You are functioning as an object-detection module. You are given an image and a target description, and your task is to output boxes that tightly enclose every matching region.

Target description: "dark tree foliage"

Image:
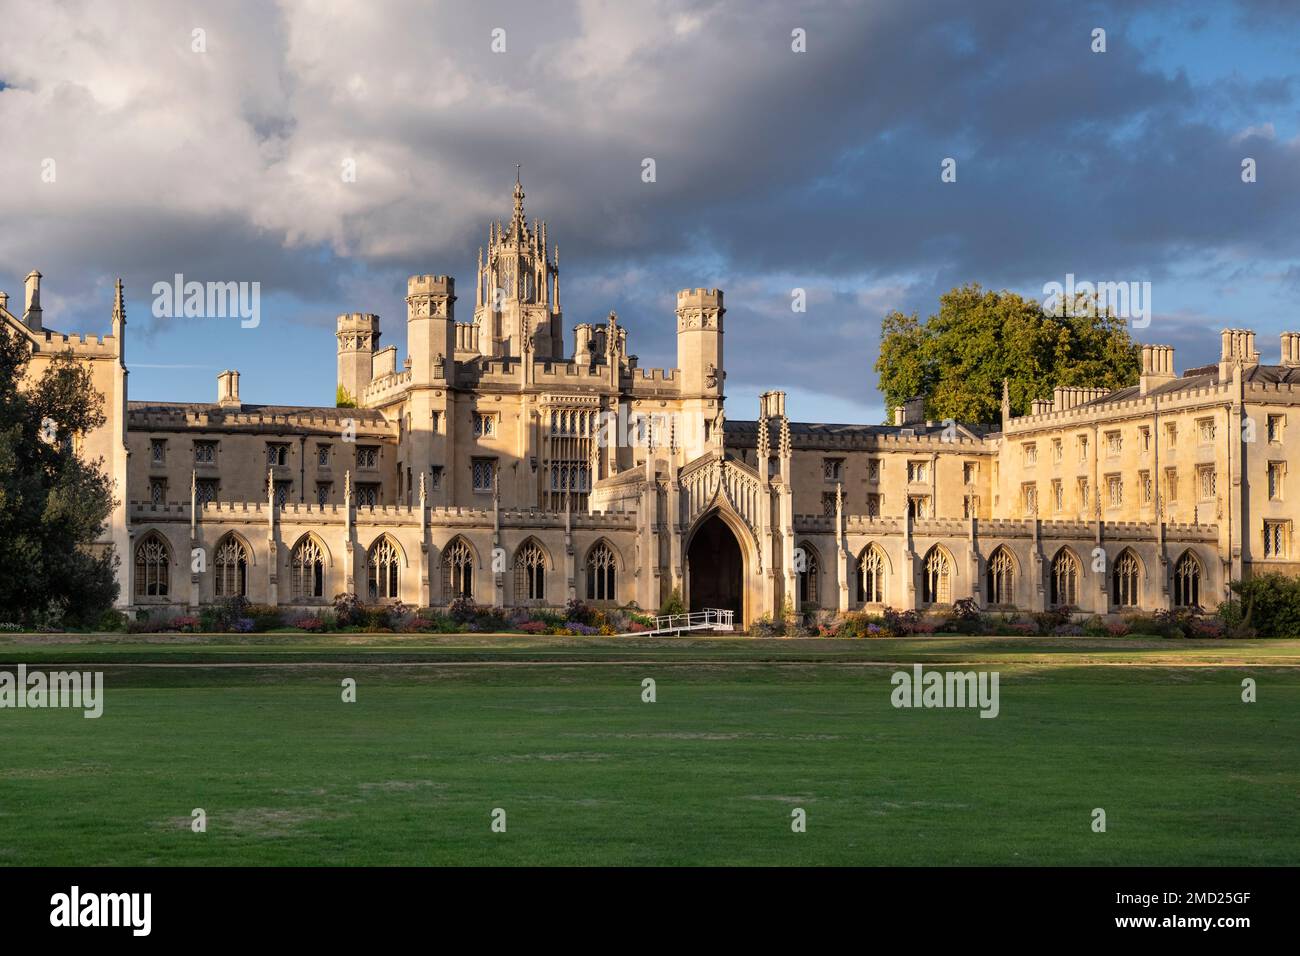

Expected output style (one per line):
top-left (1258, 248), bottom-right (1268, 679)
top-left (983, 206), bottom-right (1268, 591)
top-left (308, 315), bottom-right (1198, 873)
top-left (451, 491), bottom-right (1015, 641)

top-left (0, 322), bottom-right (119, 626)
top-left (876, 283), bottom-right (1142, 426)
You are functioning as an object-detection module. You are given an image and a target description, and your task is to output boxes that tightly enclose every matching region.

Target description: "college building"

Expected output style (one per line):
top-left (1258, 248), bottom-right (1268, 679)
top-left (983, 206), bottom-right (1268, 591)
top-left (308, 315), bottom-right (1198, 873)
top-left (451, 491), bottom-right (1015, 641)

top-left (4, 177), bottom-right (1298, 625)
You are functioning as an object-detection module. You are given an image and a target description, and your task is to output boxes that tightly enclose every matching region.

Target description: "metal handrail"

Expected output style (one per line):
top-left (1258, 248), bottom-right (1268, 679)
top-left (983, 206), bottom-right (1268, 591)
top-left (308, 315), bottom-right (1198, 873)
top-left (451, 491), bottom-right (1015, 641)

top-left (648, 608), bottom-right (735, 633)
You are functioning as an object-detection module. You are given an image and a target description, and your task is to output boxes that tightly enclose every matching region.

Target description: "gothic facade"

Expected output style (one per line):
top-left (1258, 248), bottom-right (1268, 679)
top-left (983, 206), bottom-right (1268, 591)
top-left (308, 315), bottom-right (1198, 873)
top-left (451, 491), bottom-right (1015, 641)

top-left (5, 179), bottom-right (1298, 626)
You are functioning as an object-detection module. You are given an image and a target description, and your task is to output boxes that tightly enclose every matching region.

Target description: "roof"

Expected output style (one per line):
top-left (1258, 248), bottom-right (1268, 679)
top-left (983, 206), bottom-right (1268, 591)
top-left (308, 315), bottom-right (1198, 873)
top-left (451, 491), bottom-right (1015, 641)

top-left (128, 401), bottom-right (388, 423)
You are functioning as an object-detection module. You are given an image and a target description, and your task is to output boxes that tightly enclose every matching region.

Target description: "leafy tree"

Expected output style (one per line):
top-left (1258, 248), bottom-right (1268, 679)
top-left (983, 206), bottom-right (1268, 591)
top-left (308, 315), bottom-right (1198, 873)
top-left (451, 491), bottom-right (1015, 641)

top-left (876, 284), bottom-right (1141, 425)
top-left (0, 322), bottom-right (119, 626)
top-left (335, 384), bottom-right (356, 408)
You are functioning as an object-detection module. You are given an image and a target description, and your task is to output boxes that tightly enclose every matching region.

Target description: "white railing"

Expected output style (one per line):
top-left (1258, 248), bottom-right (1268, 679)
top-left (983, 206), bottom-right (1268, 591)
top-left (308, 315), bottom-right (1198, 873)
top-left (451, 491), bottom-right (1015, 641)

top-left (648, 608), bottom-right (735, 634)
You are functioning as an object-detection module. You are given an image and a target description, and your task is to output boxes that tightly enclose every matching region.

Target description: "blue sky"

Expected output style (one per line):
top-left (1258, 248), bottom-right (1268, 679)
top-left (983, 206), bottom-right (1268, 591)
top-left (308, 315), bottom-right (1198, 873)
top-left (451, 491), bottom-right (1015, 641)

top-left (2, 0), bottom-right (1298, 424)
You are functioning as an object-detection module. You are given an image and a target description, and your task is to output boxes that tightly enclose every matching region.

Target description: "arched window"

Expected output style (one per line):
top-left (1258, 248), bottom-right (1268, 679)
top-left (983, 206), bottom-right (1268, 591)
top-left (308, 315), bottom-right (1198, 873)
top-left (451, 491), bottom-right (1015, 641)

top-left (987, 547), bottom-right (1015, 606)
top-left (134, 533), bottom-right (171, 598)
top-left (1174, 551), bottom-right (1201, 608)
top-left (442, 538), bottom-right (474, 601)
top-left (214, 535), bottom-right (249, 598)
top-left (858, 545), bottom-right (886, 604)
top-left (586, 542), bottom-right (617, 602)
top-left (367, 537), bottom-right (401, 601)
top-left (515, 540), bottom-right (547, 603)
top-left (798, 544), bottom-right (820, 607)
top-left (290, 536), bottom-right (326, 600)
top-left (922, 546), bottom-right (952, 605)
top-left (1050, 549), bottom-right (1079, 607)
top-left (1112, 550), bottom-right (1140, 607)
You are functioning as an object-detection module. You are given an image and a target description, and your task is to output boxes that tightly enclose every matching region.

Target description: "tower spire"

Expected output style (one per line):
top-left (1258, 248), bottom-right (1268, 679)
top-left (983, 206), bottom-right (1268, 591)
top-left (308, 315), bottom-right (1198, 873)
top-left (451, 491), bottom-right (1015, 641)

top-left (509, 166), bottom-right (527, 238)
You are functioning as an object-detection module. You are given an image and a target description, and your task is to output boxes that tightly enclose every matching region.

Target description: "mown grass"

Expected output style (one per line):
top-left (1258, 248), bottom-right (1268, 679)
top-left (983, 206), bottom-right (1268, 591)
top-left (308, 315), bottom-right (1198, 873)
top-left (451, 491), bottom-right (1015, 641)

top-left (0, 636), bottom-right (1296, 865)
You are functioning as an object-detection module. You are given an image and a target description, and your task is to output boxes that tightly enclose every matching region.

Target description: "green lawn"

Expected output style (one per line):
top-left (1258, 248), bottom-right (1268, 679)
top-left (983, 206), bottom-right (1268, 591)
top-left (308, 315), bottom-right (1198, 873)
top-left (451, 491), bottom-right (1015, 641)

top-left (1, 635), bottom-right (1297, 866)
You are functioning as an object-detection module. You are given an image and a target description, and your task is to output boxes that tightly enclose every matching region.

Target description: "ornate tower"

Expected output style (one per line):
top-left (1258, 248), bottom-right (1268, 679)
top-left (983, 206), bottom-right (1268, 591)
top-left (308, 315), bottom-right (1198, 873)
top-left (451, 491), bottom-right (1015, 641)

top-left (336, 313), bottom-right (380, 406)
top-left (473, 171), bottom-right (562, 359)
top-left (675, 288), bottom-right (726, 460)
top-left (406, 275), bottom-right (456, 385)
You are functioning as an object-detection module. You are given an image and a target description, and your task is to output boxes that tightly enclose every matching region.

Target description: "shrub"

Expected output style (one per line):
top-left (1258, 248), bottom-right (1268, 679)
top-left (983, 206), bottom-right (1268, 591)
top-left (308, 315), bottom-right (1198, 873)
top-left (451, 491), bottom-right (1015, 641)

top-left (881, 607), bottom-right (920, 636)
top-left (1051, 623), bottom-right (1085, 636)
top-left (171, 615), bottom-right (202, 633)
top-left (244, 604), bottom-right (284, 632)
top-left (1033, 606), bottom-right (1071, 635)
top-left (519, 620), bottom-right (548, 634)
top-left (1082, 615), bottom-right (1109, 637)
top-left (333, 592), bottom-right (363, 628)
top-left (1228, 574), bottom-right (1300, 637)
top-left (291, 616), bottom-right (325, 632)
top-left (97, 609), bottom-right (130, 633)
top-left (564, 599), bottom-right (595, 626)
top-left (750, 613), bottom-right (784, 637)
top-left (659, 589), bottom-right (686, 617)
top-left (1106, 619), bottom-right (1130, 637)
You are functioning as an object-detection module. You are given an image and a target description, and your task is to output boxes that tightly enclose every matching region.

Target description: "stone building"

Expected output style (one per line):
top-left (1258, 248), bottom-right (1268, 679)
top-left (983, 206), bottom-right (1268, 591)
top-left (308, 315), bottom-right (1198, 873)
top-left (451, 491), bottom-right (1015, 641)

top-left (3, 178), bottom-right (1297, 626)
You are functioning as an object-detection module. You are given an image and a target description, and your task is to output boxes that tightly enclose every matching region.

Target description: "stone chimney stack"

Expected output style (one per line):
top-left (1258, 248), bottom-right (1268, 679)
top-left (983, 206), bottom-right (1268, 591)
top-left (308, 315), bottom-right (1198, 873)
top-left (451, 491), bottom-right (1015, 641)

top-left (217, 369), bottom-right (241, 407)
top-left (1139, 343), bottom-right (1176, 394)
top-left (1219, 328), bottom-right (1260, 378)
top-left (893, 396), bottom-right (924, 426)
top-left (24, 270), bottom-right (43, 331)
top-left (1280, 332), bottom-right (1300, 368)
top-left (0, 290), bottom-right (9, 312)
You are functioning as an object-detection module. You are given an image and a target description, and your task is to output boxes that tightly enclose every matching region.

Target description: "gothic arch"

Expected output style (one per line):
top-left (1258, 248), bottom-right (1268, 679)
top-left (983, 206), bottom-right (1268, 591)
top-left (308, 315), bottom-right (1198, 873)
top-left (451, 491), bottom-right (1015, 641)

top-left (289, 531), bottom-right (334, 567)
top-left (514, 537), bottom-right (550, 604)
top-left (441, 536), bottom-right (476, 602)
top-left (584, 539), bottom-right (621, 602)
top-left (288, 533), bottom-right (330, 601)
top-left (920, 544), bottom-right (956, 605)
top-left (1173, 549), bottom-right (1203, 608)
top-left (134, 530), bottom-right (173, 599)
top-left (1111, 547), bottom-right (1143, 608)
top-left (1049, 546), bottom-right (1082, 608)
top-left (985, 545), bottom-right (1018, 606)
top-left (583, 537), bottom-right (625, 571)
top-left (513, 536), bottom-right (553, 571)
top-left (213, 532), bottom-right (253, 599)
top-left (797, 540), bottom-right (822, 608)
top-left (856, 542), bottom-right (890, 605)
top-left (365, 532), bottom-right (408, 567)
top-left (684, 506), bottom-right (756, 626)
top-left (365, 534), bottom-right (403, 601)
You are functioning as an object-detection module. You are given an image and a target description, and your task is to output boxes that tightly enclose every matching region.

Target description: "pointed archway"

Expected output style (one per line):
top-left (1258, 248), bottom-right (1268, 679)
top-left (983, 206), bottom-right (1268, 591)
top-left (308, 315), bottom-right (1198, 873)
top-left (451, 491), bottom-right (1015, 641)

top-left (685, 512), bottom-right (744, 622)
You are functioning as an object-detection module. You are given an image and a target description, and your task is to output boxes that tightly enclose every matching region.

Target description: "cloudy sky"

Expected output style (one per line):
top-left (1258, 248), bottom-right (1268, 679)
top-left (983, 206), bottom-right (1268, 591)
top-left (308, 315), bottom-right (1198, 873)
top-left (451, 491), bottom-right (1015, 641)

top-left (1, 0), bottom-right (1298, 424)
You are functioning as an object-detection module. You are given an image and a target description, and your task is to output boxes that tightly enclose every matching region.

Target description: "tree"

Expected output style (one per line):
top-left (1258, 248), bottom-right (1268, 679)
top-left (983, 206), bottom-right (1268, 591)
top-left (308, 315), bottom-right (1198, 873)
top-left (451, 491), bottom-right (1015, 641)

top-left (0, 322), bottom-right (119, 626)
top-left (875, 284), bottom-right (1141, 425)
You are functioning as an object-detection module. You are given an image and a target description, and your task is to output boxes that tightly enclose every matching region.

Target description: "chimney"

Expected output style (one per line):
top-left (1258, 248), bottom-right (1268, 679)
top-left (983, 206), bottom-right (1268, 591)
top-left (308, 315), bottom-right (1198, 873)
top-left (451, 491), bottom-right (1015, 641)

top-left (894, 396), bottom-right (924, 426)
top-left (1139, 344), bottom-right (1176, 394)
top-left (0, 290), bottom-right (8, 312)
top-left (1219, 328), bottom-right (1260, 378)
top-left (1030, 398), bottom-right (1053, 415)
top-left (1281, 332), bottom-right (1300, 368)
top-left (24, 270), bottom-right (42, 331)
top-left (216, 369), bottom-right (241, 407)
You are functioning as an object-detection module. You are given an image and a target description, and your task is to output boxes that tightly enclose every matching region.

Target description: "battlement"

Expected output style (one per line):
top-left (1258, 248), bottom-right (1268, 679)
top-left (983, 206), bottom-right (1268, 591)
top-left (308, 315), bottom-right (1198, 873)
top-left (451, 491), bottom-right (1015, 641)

top-left (676, 288), bottom-right (724, 308)
top-left (407, 274), bottom-right (456, 296)
top-left (337, 312), bottom-right (381, 332)
top-left (36, 329), bottom-right (119, 355)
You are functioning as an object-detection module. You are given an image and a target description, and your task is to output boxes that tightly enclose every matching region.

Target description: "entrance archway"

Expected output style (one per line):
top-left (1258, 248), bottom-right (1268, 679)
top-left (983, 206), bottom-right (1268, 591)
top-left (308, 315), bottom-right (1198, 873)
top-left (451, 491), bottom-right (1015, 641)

top-left (686, 512), bottom-right (744, 622)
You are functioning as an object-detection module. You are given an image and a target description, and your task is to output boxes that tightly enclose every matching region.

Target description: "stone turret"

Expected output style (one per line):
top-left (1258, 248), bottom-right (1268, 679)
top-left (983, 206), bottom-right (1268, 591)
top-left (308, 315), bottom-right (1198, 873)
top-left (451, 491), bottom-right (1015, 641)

top-left (336, 313), bottom-right (380, 406)
top-left (406, 274), bottom-right (456, 385)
